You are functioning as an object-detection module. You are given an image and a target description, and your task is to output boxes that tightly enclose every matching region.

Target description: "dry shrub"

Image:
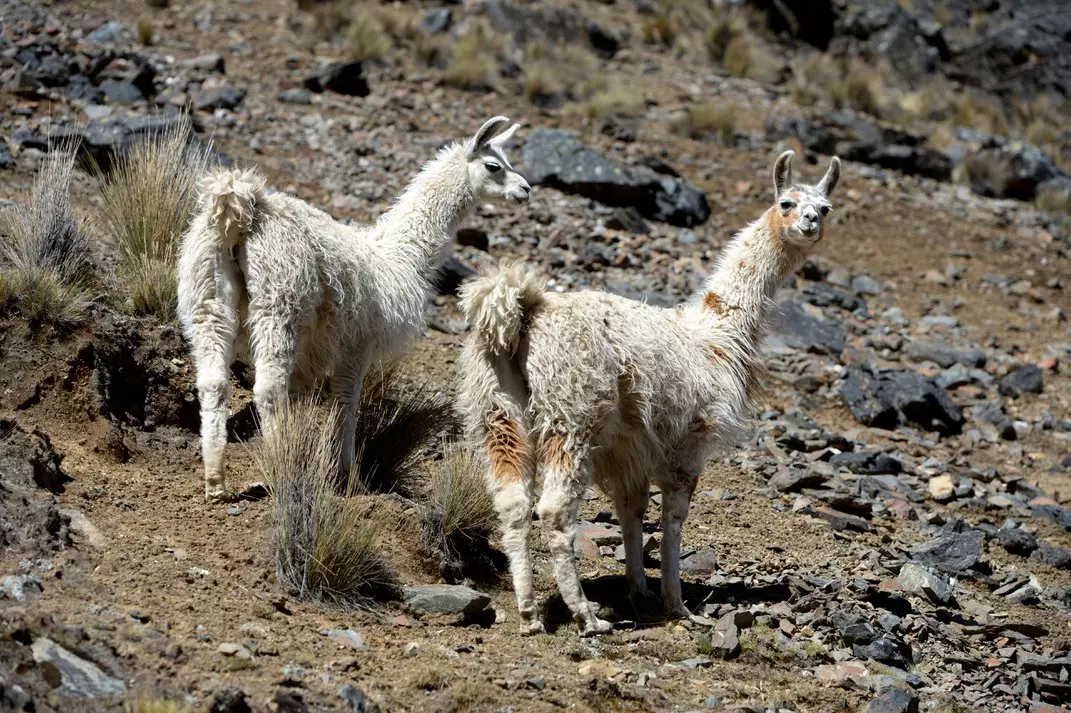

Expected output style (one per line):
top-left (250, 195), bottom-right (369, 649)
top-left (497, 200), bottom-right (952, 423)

top-left (0, 142), bottom-right (93, 329)
top-left (722, 33), bottom-right (782, 83)
top-left (136, 18), bottom-right (153, 46)
top-left (125, 698), bottom-right (192, 713)
top-left (898, 78), bottom-right (956, 123)
top-left (641, 15), bottom-right (676, 46)
top-left (643, 0), bottom-right (717, 47)
top-left (952, 92), bottom-right (1009, 136)
top-left (95, 119), bottom-right (210, 319)
top-left (788, 52), bottom-right (840, 107)
top-left (261, 396), bottom-right (398, 606)
top-left (830, 59), bottom-right (887, 117)
top-left (308, 1), bottom-right (419, 58)
top-left (443, 20), bottom-right (500, 91)
top-left (585, 86), bottom-right (646, 120)
top-left (1036, 184), bottom-right (1071, 216)
top-left (675, 102), bottom-right (737, 143)
top-left (347, 13), bottom-right (393, 61)
top-left (415, 33), bottom-right (450, 68)
top-left (523, 40), bottom-right (602, 106)
top-left (351, 364), bottom-right (457, 498)
top-left (421, 446), bottom-right (494, 544)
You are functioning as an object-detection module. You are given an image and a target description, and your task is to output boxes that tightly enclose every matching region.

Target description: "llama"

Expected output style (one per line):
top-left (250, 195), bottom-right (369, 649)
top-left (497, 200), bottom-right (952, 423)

top-left (459, 151), bottom-right (841, 635)
top-left (178, 116), bottom-right (530, 501)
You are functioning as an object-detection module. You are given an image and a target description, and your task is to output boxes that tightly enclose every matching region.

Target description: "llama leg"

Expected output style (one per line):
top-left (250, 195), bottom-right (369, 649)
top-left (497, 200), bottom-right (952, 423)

top-left (614, 488), bottom-right (657, 616)
top-left (333, 352), bottom-right (371, 482)
top-left (658, 472), bottom-right (699, 618)
top-left (196, 348), bottom-right (233, 502)
top-left (484, 416), bottom-right (541, 634)
top-left (250, 315), bottom-right (298, 445)
top-left (537, 445), bottom-right (611, 636)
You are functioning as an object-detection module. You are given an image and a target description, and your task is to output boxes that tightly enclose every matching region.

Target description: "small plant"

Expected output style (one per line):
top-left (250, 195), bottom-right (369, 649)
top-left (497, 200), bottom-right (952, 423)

top-left (95, 119), bottom-right (211, 319)
top-left (421, 445), bottom-right (494, 544)
top-left (125, 696), bottom-right (193, 713)
top-left (261, 396), bottom-right (398, 607)
top-left (788, 53), bottom-right (840, 108)
top-left (830, 59), bottom-right (886, 117)
top-left (952, 92), bottom-right (1009, 136)
top-left (0, 142), bottom-right (93, 330)
top-left (522, 40), bottom-right (602, 107)
top-left (351, 364), bottom-right (457, 498)
top-left (136, 17), bottom-right (153, 46)
top-left (675, 102), bottom-right (737, 143)
top-left (347, 14), bottom-right (392, 61)
top-left (443, 21), bottom-right (499, 91)
top-left (585, 87), bottom-right (646, 121)
top-left (1036, 185), bottom-right (1071, 216)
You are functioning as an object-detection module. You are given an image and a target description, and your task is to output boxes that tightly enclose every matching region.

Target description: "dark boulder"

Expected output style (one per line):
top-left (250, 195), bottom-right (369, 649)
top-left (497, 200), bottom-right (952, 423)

top-left (911, 529), bottom-right (984, 577)
top-left (904, 340), bottom-right (985, 368)
top-left (305, 61), bottom-right (370, 97)
top-left (479, 0), bottom-right (620, 58)
top-left (999, 364), bottom-right (1044, 396)
top-left (771, 298), bottom-right (846, 355)
top-left (522, 128), bottom-right (709, 227)
top-left (964, 143), bottom-right (1065, 201)
top-left (839, 364), bottom-right (964, 435)
top-left (829, 451), bottom-right (902, 475)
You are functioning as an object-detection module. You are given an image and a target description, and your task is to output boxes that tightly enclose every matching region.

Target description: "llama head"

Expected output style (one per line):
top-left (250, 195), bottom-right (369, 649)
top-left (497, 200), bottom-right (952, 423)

top-left (768, 151), bottom-right (840, 247)
top-left (464, 116), bottom-right (530, 205)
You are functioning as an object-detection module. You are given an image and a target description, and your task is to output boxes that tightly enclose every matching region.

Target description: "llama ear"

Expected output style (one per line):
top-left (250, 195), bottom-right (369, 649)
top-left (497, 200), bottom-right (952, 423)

top-left (468, 116), bottom-right (510, 156)
top-left (489, 123), bottom-right (521, 147)
top-left (817, 156), bottom-right (841, 197)
top-left (773, 150), bottom-right (793, 198)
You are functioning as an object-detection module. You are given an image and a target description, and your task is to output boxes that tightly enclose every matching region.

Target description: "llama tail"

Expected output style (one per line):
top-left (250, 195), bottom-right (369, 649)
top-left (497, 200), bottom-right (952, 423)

top-left (459, 261), bottom-right (546, 357)
top-left (198, 167), bottom-right (266, 255)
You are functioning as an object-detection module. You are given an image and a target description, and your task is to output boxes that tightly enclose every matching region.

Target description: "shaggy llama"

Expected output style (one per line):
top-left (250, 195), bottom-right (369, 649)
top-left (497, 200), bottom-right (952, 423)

top-left (459, 151), bottom-right (841, 635)
top-left (179, 116), bottom-right (530, 501)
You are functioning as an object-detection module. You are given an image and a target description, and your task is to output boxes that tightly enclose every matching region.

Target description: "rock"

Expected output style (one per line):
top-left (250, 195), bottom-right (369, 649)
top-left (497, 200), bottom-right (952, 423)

top-left (0, 574), bottom-right (43, 601)
top-left (419, 8), bottom-right (452, 35)
top-left (904, 341), bottom-right (985, 368)
top-left (772, 298), bottom-right (846, 355)
top-left (0, 142), bottom-right (14, 169)
top-left (305, 61), bottom-right (370, 97)
top-left (521, 128), bottom-right (709, 227)
top-left (680, 548), bottom-right (718, 577)
top-left (577, 659), bottom-right (622, 678)
top-left (840, 621), bottom-right (878, 646)
top-left (322, 629), bottom-right (368, 650)
top-left (999, 365), bottom-right (1044, 396)
top-left (87, 20), bottom-right (125, 43)
top-left (963, 143), bottom-right (1063, 201)
top-left (852, 637), bottom-right (912, 669)
top-left (194, 85), bottom-right (245, 111)
top-left (839, 365), bottom-right (963, 434)
top-left (178, 53), bottom-right (225, 72)
top-left (433, 254), bottom-right (475, 296)
top-left (1031, 542), bottom-right (1071, 570)
top-left (801, 282), bottom-right (865, 312)
top-left (768, 467), bottom-right (829, 492)
top-left (338, 684), bottom-right (380, 713)
top-left (810, 505), bottom-right (872, 532)
top-left (896, 563), bottom-right (951, 605)
top-left (272, 689), bottom-right (309, 713)
top-left (210, 688), bottom-right (252, 713)
top-left (867, 687), bottom-right (919, 713)
top-left (851, 274), bottom-right (882, 296)
top-left (829, 451), bottom-right (902, 475)
top-left (575, 523), bottom-right (622, 557)
top-left (479, 0), bottom-right (620, 58)
top-left (997, 525), bottom-right (1038, 557)
top-left (31, 637), bottom-right (125, 699)
top-left (100, 79), bottom-right (147, 104)
top-left (709, 614), bottom-right (740, 659)
top-left (217, 643), bottom-right (252, 659)
top-left (605, 207), bottom-right (651, 234)
top-left (928, 474), bottom-right (955, 502)
top-left (910, 529), bottom-right (983, 577)
top-left (279, 87), bottom-right (312, 105)
top-left (61, 509), bottom-right (106, 549)
top-left (403, 584), bottom-right (490, 616)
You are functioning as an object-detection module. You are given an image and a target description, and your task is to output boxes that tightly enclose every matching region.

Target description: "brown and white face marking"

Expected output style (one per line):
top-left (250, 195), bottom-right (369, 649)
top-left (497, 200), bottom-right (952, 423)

top-left (768, 150), bottom-right (840, 248)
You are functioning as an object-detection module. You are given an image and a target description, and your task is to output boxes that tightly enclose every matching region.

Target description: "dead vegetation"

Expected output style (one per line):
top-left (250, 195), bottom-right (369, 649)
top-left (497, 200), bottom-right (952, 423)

top-left (125, 697), bottom-right (193, 713)
top-left (674, 102), bottom-right (738, 144)
top-left (442, 20), bottom-right (502, 91)
top-left (94, 120), bottom-right (210, 319)
top-left (0, 141), bottom-right (93, 330)
top-left (523, 39), bottom-right (602, 106)
top-left (583, 86), bottom-right (647, 121)
top-left (261, 396), bottom-right (398, 607)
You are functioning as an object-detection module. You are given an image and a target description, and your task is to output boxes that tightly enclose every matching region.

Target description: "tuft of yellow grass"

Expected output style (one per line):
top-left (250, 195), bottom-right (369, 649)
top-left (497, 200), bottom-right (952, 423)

top-left (443, 20), bottom-right (500, 91)
top-left (584, 86), bottom-right (647, 120)
top-left (675, 102), bottom-right (738, 143)
top-left (95, 119), bottom-right (210, 319)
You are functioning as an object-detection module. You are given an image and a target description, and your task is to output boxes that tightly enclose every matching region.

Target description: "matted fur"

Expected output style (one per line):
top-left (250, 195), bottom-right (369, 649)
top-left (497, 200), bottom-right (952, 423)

top-left (459, 151), bottom-right (842, 635)
top-left (178, 116), bottom-right (530, 501)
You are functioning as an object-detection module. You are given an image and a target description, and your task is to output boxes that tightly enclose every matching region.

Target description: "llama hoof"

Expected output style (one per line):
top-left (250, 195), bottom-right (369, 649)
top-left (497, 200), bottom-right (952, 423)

top-left (204, 487), bottom-right (233, 503)
top-left (578, 617), bottom-right (613, 637)
top-left (663, 603), bottom-right (693, 620)
top-left (519, 620), bottom-right (546, 636)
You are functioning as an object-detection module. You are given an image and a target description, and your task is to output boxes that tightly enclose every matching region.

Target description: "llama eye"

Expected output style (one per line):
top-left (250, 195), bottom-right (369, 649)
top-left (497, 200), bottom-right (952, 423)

top-left (485, 162), bottom-right (502, 173)
top-left (820, 205), bottom-right (831, 216)
top-left (779, 200), bottom-right (794, 210)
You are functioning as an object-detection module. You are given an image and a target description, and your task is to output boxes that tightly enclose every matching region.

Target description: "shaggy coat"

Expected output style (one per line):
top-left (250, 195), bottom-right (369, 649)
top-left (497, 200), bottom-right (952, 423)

top-left (178, 117), bottom-right (529, 501)
top-left (459, 151), bottom-right (841, 635)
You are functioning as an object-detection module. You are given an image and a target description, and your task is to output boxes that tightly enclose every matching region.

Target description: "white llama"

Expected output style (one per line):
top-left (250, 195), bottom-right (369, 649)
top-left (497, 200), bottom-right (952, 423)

top-left (459, 151), bottom-right (841, 635)
top-left (178, 116), bottom-right (530, 501)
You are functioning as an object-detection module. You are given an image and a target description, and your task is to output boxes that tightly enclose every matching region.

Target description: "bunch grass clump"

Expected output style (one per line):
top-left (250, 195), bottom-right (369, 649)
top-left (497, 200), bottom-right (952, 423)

top-left (443, 20), bottom-right (500, 91)
top-left (675, 102), bottom-right (738, 143)
top-left (522, 40), bottom-right (603, 107)
top-left (0, 141), bottom-right (94, 330)
top-left (830, 58), bottom-right (887, 118)
top-left (351, 364), bottom-right (457, 498)
top-left (261, 396), bottom-right (397, 607)
top-left (95, 119), bottom-right (211, 319)
top-left (125, 697), bottom-right (193, 713)
top-left (421, 444), bottom-right (495, 549)
top-left (584, 86), bottom-right (647, 121)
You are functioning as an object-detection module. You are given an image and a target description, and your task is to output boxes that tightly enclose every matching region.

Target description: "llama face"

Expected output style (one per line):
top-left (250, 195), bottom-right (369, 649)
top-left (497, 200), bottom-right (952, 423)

top-left (466, 117), bottom-right (531, 205)
top-left (771, 151), bottom-right (840, 247)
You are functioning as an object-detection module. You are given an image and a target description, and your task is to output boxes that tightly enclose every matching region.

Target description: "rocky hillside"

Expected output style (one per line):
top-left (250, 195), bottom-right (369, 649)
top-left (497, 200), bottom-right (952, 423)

top-left (1, 0), bottom-right (1069, 712)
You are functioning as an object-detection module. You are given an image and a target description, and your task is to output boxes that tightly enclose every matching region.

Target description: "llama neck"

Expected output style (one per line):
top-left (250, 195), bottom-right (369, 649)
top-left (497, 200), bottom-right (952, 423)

top-left (376, 143), bottom-right (475, 277)
top-left (691, 208), bottom-right (803, 346)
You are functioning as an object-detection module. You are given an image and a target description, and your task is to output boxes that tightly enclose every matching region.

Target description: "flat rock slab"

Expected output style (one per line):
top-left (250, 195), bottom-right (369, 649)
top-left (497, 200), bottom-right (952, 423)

top-left (32, 637), bottom-right (125, 699)
top-left (522, 128), bottom-right (710, 227)
top-left (403, 584), bottom-right (490, 616)
top-left (772, 298), bottom-right (846, 355)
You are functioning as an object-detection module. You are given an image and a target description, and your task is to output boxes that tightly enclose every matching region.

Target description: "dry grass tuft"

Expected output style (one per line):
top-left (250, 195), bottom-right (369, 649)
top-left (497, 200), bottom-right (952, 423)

top-left (347, 13), bottom-right (393, 61)
top-left (261, 396), bottom-right (398, 607)
top-left (584, 86), bottom-right (646, 120)
top-left (788, 53), bottom-right (840, 107)
top-left (674, 102), bottom-right (738, 143)
top-left (0, 142), bottom-right (93, 329)
top-left (136, 18), bottom-right (153, 46)
top-left (952, 92), bottom-right (1009, 136)
top-left (420, 445), bottom-right (494, 548)
top-left (125, 697), bottom-right (193, 713)
top-left (641, 15), bottom-right (677, 46)
top-left (95, 119), bottom-right (210, 320)
top-left (443, 20), bottom-right (500, 91)
top-left (1036, 185), bottom-right (1071, 216)
top-left (351, 364), bottom-right (457, 498)
top-left (523, 40), bottom-right (602, 106)
top-left (830, 59), bottom-right (887, 117)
